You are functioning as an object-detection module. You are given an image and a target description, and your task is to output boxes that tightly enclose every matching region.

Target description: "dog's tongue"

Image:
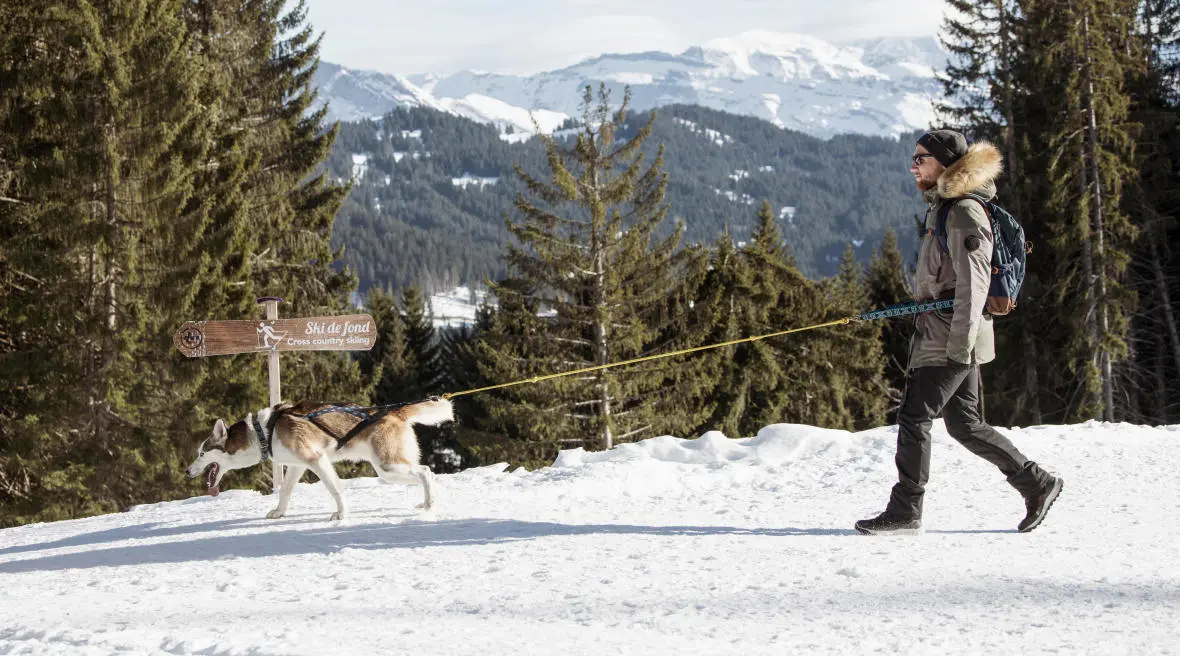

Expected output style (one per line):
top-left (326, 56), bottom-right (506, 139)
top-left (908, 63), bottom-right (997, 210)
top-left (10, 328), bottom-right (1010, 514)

top-left (206, 463), bottom-right (221, 497)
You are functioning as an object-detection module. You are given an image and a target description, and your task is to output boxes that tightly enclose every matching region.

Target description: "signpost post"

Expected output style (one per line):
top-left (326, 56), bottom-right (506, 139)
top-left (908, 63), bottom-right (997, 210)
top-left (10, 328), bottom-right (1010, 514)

top-left (262, 298), bottom-right (283, 494)
top-left (174, 297), bottom-right (376, 493)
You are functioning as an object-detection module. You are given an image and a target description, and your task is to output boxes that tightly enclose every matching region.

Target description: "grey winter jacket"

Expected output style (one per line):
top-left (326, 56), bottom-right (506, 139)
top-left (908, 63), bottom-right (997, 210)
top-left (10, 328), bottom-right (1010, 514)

top-left (908, 142), bottom-right (1003, 369)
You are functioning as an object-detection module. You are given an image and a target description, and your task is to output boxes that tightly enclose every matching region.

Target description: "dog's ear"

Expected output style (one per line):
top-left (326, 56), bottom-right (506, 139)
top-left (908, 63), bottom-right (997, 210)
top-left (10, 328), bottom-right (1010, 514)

top-left (212, 419), bottom-right (227, 443)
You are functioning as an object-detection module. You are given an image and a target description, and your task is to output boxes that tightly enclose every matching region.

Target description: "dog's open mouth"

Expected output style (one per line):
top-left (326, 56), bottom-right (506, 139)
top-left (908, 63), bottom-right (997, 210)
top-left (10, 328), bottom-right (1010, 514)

top-left (205, 463), bottom-right (220, 496)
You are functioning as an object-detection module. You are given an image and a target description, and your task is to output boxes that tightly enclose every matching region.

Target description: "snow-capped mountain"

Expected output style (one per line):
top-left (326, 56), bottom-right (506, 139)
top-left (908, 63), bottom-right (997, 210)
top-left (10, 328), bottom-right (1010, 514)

top-left (313, 31), bottom-right (947, 139)
top-left (314, 61), bottom-right (449, 119)
top-left (314, 62), bottom-right (569, 138)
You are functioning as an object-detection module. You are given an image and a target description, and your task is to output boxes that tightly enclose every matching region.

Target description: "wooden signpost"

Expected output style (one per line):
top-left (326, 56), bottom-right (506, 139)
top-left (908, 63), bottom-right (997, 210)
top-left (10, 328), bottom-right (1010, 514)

top-left (174, 297), bottom-right (376, 493)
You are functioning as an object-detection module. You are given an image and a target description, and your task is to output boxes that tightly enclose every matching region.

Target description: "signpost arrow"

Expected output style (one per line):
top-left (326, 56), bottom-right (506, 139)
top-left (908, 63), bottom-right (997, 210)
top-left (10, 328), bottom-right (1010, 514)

top-left (173, 314), bottom-right (377, 357)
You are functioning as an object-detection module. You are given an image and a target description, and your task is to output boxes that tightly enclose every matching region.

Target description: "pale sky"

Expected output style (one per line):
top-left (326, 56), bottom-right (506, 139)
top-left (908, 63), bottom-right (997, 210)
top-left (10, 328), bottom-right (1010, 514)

top-left (302, 0), bottom-right (947, 76)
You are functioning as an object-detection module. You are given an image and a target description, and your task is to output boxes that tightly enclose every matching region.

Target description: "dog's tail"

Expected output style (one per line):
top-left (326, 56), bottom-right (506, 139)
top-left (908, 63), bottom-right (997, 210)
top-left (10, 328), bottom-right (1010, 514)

top-left (404, 397), bottom-right (454, 426)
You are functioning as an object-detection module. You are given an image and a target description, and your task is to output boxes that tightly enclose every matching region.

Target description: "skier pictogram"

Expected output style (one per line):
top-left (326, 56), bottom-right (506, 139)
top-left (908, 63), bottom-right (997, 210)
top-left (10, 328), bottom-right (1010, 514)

top-left (256, 321), bottom-right (288, 350)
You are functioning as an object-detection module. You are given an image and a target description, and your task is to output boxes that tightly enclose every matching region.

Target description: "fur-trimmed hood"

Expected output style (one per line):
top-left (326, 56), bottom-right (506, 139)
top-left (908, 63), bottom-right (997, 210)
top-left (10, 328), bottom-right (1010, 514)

top-left (936, 140), bottom-right (1003, 198)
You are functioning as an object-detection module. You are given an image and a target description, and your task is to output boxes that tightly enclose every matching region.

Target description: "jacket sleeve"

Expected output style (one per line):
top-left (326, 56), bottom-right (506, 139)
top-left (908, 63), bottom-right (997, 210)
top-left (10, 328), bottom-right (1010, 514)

top-left (945, 200), bottom-right (993, 364)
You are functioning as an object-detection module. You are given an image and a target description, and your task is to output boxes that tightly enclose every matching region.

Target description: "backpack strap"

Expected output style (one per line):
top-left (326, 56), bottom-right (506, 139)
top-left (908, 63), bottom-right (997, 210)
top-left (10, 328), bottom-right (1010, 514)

top-left (932, 194), bottom-right (991, 253)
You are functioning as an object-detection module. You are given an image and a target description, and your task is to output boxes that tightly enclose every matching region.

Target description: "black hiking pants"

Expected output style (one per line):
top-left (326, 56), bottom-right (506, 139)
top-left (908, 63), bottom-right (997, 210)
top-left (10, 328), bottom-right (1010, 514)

top-left (886, 363), bottom-right (1050, 519)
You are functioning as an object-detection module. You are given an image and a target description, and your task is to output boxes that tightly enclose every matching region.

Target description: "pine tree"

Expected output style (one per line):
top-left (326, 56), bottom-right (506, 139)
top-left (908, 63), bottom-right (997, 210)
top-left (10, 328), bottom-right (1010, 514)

top-left (173, 0), bottom-right (369, 493)
top-left (0, 0), bottom-right (220, 522)
top-left (75, 0), bottom-right (214, 508)
top-left (937, 0), bottom-right (1054, 427)
top-left (173, 0), bottom-right (274, 463)
top-left (819, 245), bottom-right (888, 430)
top-left (1120, 0), bottom-right (1180, 423)
top-left (0, 0), bottom-right (104, 521)
top-left (675, 231), bottom-right (749, 437)
top-left (864, 228), bottom-right (911, 422)
top-left (400, 286), bottom-right (440, 399)
top-left (1, 0), bottom-right (369, 525)
top-left (938, 0), bottom-right (1019, 139)
top-left (358, 286), bottom-right (410, 403)
top-left (683, 201), bottom-right (831, 436)
top-left (943, 0), bottom-right (1147, 425)
top-left (745, 202), bottom-right (839, 430)
top-left (396, 285), bottom-right (470, 469)
top-left (475, 84), bottom-right (686, 457)
top-left (470, 278), bottom-right (561, 468)
top-left (439, 304), bottom-right (493, 397)
top-left (937, 0), bottom-right (1028, 210)
top-left (205, 0), bottom-right (368, 409)
top-left (434, 309), bottom-right (491, 470)
top-left (1024, 0), bottom-right (1142, 421)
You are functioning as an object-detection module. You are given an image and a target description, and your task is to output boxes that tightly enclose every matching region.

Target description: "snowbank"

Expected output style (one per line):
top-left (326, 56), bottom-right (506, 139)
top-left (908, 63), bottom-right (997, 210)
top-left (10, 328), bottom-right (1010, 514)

top-left (2, 421), bottom-right (1179, 655)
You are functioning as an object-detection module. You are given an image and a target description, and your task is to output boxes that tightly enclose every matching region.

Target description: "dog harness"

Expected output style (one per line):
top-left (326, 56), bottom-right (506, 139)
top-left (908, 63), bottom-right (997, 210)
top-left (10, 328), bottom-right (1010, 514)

top-left (294, 401), bottom-right (419, 449)
top-left (251, 410), bottom-right (282, 462)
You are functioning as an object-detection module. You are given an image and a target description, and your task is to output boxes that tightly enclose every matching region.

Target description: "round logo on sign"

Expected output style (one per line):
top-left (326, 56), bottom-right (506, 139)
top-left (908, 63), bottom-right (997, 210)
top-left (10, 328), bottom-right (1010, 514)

top-left (180, 324), bottom-right (204, 350)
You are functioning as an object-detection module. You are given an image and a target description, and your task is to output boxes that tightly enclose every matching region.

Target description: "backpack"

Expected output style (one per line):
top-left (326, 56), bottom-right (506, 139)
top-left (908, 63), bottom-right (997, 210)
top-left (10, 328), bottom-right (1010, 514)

top-left (933, 194), bottom-right (1029, 315)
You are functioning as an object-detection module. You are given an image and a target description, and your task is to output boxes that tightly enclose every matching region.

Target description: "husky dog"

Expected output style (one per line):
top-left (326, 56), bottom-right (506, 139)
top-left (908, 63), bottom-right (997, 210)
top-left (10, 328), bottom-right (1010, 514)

top-left (185, 398), bottom-right (453, 520)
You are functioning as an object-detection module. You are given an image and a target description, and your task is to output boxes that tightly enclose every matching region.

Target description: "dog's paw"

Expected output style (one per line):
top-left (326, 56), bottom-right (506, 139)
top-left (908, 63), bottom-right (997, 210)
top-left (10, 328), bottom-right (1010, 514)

top-left (415, 502), bottom-right (433, 511)
top-left (328, 511), bottom-right (348, 521)
top-left (266, 509), bottom-right (285, 519)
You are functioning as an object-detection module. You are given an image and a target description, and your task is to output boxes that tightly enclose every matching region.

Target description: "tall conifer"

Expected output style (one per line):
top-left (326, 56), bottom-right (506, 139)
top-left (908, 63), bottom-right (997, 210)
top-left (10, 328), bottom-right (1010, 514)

top-left (475, 85), bottom-right (685, 454)
top-left (1024, 0), bottom-right (1141, 421)
top-left (819, 245), bottom-right (888, 430)
top-left (864, 229), bottom-right (911, 421)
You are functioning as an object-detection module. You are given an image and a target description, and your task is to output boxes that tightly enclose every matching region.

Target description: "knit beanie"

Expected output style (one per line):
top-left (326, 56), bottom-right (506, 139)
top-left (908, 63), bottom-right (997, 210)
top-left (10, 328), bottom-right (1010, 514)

top-left (917, 129), bottom-right (969, 167)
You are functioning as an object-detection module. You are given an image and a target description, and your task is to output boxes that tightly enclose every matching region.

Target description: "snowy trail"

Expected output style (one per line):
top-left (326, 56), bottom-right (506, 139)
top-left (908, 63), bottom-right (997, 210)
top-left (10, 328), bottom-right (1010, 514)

top-left (2, 421), bottom-right (1178, 655)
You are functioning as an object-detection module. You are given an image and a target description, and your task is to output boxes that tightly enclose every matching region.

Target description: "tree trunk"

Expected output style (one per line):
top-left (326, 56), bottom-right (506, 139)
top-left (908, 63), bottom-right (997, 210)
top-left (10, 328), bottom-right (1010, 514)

top-left (1148, 236), bottom-right (1180, 383)
top-left (104, 122), bottom-right (119, 336)
top-left (999, 0), bottom-right (1044, 426)
top-left (1144, 0), bottom-right (1157, 70)
top-left (1076, 135), bottom-right (1101, 418)
top-left (98, 119), bottom-right (120, 447)
top-left (589, 163), bottom-right (612, 451)
top-left (1153, 325), bottom-right (1168, 423)
top-left (1022, 330), bottom-right (1044, 424)
top-left (1081, 11), bottom-right (1115, 421)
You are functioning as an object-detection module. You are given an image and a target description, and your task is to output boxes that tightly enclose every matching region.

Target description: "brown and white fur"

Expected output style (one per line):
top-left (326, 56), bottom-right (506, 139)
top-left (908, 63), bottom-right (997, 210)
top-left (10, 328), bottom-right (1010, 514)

top-left (185, 398), bottom-right (453, 521)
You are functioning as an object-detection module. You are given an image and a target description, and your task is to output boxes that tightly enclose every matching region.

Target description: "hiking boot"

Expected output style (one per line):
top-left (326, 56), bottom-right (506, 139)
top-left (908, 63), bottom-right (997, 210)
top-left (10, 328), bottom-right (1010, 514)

top-left (1018, 475), bottom-right (1063, 533)
top-left (855, 511), bottom-right (922, 535)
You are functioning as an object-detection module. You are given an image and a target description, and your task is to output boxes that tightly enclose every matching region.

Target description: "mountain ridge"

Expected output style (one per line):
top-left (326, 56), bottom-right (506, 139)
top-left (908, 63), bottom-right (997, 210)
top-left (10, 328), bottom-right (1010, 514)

top-left (313, 32), bottom-right (946, 140)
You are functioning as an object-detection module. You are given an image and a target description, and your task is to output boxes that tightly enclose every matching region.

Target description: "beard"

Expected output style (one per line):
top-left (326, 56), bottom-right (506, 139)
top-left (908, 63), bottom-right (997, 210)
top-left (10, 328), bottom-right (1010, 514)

top-left (916, 177), bottom-right (938, 191)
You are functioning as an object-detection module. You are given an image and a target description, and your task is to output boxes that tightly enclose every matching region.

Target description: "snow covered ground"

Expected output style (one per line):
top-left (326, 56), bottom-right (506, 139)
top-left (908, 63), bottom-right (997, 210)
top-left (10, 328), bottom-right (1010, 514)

top-left (2, 420), bottom-right (1178, 655)
top-left (429, 285), bottom-right (490, 329)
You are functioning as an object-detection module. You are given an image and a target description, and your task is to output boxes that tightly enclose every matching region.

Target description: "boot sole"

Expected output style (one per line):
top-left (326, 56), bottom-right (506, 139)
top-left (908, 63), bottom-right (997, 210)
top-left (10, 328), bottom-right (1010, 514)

top-left (854, 524), bottom-right (923, 536)
top-left (1019, 478), bottom-right (1063, 533)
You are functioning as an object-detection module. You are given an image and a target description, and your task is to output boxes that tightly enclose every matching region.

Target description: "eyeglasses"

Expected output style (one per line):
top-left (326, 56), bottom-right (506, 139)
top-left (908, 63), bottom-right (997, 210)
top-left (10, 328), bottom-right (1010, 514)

top-left (911, 153), bottom-right (937, 166)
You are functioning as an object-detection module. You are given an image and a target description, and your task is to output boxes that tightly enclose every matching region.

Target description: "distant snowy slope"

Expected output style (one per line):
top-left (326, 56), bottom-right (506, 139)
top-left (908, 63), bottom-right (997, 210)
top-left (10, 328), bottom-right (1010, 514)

top-left (314, 61), bottom-right (449, 119)
top-left (314, 32), bottom-right (946, 139)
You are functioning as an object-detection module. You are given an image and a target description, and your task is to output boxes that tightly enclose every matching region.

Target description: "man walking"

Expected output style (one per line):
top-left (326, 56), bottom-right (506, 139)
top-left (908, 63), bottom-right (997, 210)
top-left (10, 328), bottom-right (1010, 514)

top-left (855, 129), bottom-right (1063, 535)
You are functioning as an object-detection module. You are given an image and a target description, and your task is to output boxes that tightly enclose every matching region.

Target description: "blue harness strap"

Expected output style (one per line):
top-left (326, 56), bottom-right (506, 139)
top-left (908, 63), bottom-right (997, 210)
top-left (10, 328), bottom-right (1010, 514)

top-left (305, 405), bottom-right (371, 422)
